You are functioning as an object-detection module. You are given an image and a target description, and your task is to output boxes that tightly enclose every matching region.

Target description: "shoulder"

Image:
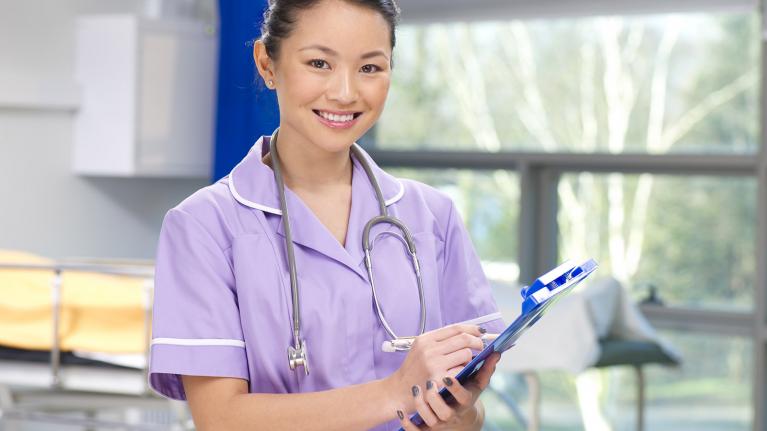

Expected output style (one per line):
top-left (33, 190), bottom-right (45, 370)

top-left (161, 177), bottom-right (260, 250)
top-left (393, 177), bottom-right (458, 242)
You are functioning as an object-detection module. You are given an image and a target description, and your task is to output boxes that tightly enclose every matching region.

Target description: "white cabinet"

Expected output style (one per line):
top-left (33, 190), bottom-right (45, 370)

top-left (73, 15), bottom-right (218, 177)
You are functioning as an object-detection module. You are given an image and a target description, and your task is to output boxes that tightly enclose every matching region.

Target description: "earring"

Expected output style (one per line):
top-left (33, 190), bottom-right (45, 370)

top-left (268, 80), bottom-right (274, 88)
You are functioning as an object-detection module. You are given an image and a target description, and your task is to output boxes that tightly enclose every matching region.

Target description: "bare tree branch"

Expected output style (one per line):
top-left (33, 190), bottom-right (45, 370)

top-left (658, 69), bottom-right (757, 152)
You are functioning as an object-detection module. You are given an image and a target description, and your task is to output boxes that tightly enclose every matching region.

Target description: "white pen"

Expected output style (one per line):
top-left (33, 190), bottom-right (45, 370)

top-left (381, 333), bottom-right (500, 353)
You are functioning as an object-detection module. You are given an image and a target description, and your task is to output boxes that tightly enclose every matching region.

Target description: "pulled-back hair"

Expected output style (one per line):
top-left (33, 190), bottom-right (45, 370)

top-left (259, 0), bottom-right (400, 63)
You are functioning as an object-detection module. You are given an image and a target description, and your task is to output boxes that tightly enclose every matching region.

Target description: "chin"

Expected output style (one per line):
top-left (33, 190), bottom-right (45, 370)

top-left (313, 125), bottom-right (371, 152)
top-left (313, 136), bottom-right (358, 154)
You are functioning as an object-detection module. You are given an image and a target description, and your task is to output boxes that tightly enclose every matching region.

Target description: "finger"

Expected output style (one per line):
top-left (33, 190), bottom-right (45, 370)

top-left (446, 366), bottom-right (463, 377)
top-left (472, 352), bottom-right (501, 390)
top-left (424, 379), bottom-right (455, 422)
top-left (435, 332), bottom-right (484, 355)
top-left (430, 324), bottom-right (483, 342)
top-left (442, 376), bottom-right (473, 407)
top-left (412, 384), bottom-right (439, 427)
top-left (396, 409), bottom-right (420, 431)
top-left (481, 333), bottom-right (500, 348)
top-left (442, 347), bottom-right (473, 370)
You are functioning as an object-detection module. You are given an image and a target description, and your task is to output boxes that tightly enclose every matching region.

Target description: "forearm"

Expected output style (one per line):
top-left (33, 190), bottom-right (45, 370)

top-left (209, 378), bottom-right (399, 431)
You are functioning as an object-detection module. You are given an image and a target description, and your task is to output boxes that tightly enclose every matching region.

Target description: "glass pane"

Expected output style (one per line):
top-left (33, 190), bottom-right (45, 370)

top-left (639, 330), bottom-right (751, 430)
top-left (377, 13), bottom-right (759, 154)
top-left (557, 174), bottom-right (755, 310)
top-left (481, 331), bottom-right (752, 430)
top-left (386, 168), bottom-right (520, 286)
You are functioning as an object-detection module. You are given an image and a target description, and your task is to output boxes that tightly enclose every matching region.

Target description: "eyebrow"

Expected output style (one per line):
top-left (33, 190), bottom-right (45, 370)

top-left (299, 44), bottom-right (389, 61)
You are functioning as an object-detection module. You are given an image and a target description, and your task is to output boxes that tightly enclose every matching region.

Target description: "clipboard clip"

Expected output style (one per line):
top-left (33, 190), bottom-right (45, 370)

top-left (520, 259), bottom-right (598, 314)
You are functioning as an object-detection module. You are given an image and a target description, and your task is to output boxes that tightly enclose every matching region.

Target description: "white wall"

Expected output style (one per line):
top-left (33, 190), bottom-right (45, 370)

top-left (0, 0), bottom-right (210, 259)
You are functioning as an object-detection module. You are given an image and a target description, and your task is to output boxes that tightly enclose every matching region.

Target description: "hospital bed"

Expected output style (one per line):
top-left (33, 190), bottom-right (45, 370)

top-left (0, 253), bottom-right (192, 430)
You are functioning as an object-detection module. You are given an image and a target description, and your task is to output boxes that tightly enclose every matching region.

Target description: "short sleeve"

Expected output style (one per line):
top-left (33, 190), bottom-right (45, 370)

top-left (148, 209), bottom-right (249, 400)
top-left (439, 201), bottom-right (506, 334)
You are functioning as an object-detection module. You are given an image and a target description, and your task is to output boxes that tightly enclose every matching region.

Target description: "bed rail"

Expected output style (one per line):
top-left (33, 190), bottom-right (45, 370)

top-left (0, 262), bottom-right (155, 392)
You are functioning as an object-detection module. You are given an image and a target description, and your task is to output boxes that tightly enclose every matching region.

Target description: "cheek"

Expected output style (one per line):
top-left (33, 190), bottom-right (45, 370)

top-left (282, 69), bottom-right (326, 103)
top-left (364, 78), bottom-right (391, 108)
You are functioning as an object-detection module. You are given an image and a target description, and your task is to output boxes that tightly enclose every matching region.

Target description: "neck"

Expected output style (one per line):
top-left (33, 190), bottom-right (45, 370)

top-left (265, 126), bottom-right (353, 191)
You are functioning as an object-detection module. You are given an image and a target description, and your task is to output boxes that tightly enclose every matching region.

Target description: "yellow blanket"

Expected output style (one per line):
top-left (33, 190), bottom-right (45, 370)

top-left (0, 250), bottom-right (150, 354)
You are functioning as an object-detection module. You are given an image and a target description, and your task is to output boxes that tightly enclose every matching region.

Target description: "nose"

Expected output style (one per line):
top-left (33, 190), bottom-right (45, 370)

top-left (327, 68), bottom-right (358, 105)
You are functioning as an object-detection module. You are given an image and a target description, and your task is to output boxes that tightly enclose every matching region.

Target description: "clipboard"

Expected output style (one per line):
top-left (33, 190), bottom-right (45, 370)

top-left (398, 258), bottom-right (599, 430)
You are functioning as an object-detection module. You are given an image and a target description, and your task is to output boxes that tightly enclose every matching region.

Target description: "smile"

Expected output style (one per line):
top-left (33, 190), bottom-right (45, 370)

top-left (313, 110), bottom-right (363, 129)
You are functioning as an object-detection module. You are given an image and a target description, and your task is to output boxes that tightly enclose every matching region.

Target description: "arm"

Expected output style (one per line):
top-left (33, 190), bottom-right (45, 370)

top-left (183, 375), bottom-right (400, 431)
top-left (183, 324), bottom-right (487, 431)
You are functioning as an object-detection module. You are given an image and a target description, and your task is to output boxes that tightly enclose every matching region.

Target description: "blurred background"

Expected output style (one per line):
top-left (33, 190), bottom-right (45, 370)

top-left (0, 0), bottom-right (764, 430)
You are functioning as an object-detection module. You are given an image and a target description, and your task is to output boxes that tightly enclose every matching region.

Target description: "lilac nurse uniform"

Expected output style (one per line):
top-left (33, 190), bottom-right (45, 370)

top-left (149, 134), bottom-right (506, 430)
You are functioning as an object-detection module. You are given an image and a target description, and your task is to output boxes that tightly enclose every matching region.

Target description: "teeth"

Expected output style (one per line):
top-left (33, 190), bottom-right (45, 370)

top-left (318, 111), bottom-right (355, 122)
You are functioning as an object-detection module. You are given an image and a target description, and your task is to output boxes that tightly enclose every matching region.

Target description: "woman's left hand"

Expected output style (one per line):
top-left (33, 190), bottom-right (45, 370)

top-left (396, 352), bottom-right (501, 430)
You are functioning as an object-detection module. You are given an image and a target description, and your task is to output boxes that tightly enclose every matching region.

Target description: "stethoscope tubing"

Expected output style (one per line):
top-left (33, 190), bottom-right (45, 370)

top-left (268, 128), bottom-right (426, 374)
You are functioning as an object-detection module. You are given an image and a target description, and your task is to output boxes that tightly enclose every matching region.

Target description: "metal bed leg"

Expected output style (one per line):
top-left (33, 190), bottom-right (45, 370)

top-left (50, 269), bottom-right (63, 389)
top-left (523, 372), bottom-right (541, 431)
top-left (0, 383), bottom-right (20, 431)
top-left (635, 365), bottom-right (645, 431)
top-left (485, 380), bottom-right (529, 429)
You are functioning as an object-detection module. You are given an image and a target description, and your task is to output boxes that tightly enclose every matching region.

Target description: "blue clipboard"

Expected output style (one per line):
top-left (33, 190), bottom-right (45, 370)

top-left (399, 258), bottom-right (599, 430)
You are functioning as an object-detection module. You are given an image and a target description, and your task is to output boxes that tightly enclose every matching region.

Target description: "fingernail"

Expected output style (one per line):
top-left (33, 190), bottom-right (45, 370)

top-left (479, 326), bottom-right (487, 334)
top-left (397, 410), bottom-right (404, 420)
top-left (426, 380), bottom-right (433, 390)
top-left (443, 377), bottom-right (453, 387)
top-left (411, 385), bottom-right (419, 397)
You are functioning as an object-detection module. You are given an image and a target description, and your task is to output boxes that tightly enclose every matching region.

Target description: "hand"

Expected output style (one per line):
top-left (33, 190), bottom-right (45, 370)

top-left (397, 352), bottom-right (501, 430)
top-left (384, 324), bottom-right (485, 415)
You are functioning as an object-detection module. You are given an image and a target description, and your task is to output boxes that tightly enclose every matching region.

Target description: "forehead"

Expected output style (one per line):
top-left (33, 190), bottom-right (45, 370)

top-left (282, 0), bottom-right (391, 54)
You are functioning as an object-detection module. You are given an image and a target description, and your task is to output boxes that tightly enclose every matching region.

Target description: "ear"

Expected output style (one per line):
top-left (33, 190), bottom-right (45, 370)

top-left (253, 39), bottom-right (275, 86)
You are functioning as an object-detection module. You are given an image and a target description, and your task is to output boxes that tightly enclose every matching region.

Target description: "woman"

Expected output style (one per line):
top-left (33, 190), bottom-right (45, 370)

top-left (148, 0), bottom-right (506, 429)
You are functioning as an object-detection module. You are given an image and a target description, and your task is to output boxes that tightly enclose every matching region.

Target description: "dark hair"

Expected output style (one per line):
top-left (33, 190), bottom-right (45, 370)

top-left (259, 0), bottom-right (400, 65)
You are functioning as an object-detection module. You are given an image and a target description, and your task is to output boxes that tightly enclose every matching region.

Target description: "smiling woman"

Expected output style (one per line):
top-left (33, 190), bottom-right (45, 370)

top-left (255, 0), bottom-right (394, 155)
top-left (147, 1), bottom-right (507, 430)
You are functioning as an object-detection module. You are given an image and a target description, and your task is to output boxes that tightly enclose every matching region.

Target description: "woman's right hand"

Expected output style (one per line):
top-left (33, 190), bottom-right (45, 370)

top-left (385, 324), bottom-right (485, 412)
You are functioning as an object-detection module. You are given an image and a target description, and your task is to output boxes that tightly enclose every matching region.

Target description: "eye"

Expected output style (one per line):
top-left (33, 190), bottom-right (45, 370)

top-left (308, 59), bottom-right (330, 69)
top-left (361, 64), bottom-right (382, 74)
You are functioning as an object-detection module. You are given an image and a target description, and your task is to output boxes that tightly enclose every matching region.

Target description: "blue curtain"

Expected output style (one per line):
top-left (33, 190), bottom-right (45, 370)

top-left (213, 0), bottom-right (279, 181)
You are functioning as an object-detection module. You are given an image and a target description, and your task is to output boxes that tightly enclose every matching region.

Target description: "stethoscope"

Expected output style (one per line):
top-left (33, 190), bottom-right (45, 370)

top-left (268, 129), bottom-right (426, 375)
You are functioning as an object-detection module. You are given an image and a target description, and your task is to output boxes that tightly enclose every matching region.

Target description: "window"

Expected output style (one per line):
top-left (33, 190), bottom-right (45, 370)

top-left (373, 8), bottom-right (763, 430)
top-left (558, 174), bottom-right (756, 310)
top-left (378, 13), bottom-right (758, 154)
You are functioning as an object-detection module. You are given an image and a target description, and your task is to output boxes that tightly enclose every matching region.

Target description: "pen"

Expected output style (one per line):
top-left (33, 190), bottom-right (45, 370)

top-left (382, 333), bottom-right (500, 352)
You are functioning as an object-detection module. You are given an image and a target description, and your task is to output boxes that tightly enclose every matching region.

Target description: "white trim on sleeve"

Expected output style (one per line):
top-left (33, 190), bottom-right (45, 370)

top-left (150, 338), bottom-right (246, 348)
top-left (455, 312), bottom-right (503, 326)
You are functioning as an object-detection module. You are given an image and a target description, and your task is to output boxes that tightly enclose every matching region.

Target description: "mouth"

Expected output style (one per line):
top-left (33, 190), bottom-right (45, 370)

top-left (312, 109), bottom-right (363, 129)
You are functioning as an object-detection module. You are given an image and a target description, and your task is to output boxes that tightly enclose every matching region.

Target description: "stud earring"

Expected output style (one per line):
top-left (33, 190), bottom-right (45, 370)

top-left (268, 80), bottom-right (274, 88)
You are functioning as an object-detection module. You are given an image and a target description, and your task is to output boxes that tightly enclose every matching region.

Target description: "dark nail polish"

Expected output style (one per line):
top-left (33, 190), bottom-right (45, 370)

top-left (397, 410), bottom-right (404, 420)
top-left (426, 380), bottom-right (433, 390)
top-left (411, 385), bottom-right (420, 397)
top-left (479, 326), bottom-right (487, 334)
top-left (443, 377), bottom-right (453, 387)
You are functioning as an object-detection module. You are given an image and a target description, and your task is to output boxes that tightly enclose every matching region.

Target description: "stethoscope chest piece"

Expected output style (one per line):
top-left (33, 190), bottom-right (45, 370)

top-left (288, 338), bottom-right (309, 375)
